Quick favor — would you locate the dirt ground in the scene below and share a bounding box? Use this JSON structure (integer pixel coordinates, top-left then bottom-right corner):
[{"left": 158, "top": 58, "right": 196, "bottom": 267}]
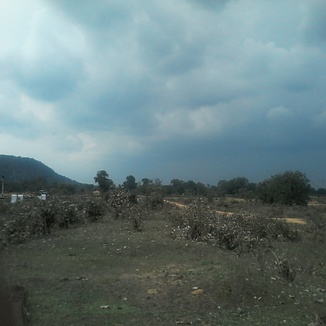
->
[{"left": 1, "top": 197, "right": 325, "bottom": 325}]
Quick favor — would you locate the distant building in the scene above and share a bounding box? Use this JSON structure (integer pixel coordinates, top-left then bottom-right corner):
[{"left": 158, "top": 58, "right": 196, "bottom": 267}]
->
[
  {"left": 37, "top": 190, "right": 49, "bottom": 200},
  {"left": 11, "top": 194, "right": 24, "bottom": 203}
]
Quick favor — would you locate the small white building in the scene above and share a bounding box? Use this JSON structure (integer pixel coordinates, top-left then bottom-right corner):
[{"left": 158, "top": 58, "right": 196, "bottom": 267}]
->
[
  {"left": 11, "top": 194, "right": 24, "bottom": 203},
  {"left": 37, "top": 190, "right": 49, "bottom": 200},
  {"left": 11, "top": 194, "right": 17, "bottom": 204}
]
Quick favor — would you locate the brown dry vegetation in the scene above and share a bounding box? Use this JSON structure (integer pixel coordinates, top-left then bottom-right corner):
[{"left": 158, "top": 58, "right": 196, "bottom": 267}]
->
[{"left": 0, "top": 194, "right": 325, "bottom": 325}]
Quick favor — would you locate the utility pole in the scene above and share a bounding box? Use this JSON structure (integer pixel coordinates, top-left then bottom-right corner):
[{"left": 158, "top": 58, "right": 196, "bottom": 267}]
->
[{"left": 1, "top": 176, "right": 4, "bottom": 198}]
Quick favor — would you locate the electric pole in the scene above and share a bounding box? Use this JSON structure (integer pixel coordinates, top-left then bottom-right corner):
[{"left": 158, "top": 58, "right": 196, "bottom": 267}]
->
[{"left": 1, "top": 176, "right": 4, "bottom": 197}]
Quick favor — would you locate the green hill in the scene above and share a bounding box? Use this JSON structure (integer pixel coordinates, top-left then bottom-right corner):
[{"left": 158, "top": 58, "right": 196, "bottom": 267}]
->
[{"left": 0, "top": 154, "right": 78, "bottom": 185}]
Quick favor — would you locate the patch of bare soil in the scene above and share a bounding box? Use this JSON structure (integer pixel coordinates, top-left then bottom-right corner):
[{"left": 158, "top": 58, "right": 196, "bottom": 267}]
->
[
  {"left": 280, "top": 217, "right": 306, "bottom": 225},
  {"left": 164, "top": 200, "right": 187, "bottom": 209}
]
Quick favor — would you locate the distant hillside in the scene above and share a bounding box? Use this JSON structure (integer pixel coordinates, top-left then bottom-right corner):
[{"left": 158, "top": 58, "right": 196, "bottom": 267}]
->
[{"left": 0, "top": 155, "right": 79, "bottom": 185}]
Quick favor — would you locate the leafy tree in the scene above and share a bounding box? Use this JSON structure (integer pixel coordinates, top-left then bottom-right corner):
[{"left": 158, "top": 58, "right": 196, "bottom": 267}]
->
[
  {"left": 170, "top": 179, "right": 185, "bottom": 195},
  {"left": 315, "top": 188, "right": 326, "bottom": 195},
  {"left": 137, "top": 178, "right": 153, "bottom": 195},
  {"left": 216, "top": 177, "right": 250, "bottom": 196},
  {"left": 94, "top": 170, "right": 114, "bottom": 193},
  {"left": 154, "top": 178, "right": 162, "bottom": 187},
  {"left": 196, "top": 182, "right": 208, "bottom": 196},
  {"left": 258, "top": 171, "right": 311, "bottom": 205},
  {"left": 141, "top": 178, "right": 152, "bottom": 186},
  {"left": 216, "top": 180, "right": 229, "bottom": 196},
  {"left": 123, "top": 175, "right": 137, "bottom": 191},
  {"left": 185, "top": 180, "right": 197, "bottom": 194}
]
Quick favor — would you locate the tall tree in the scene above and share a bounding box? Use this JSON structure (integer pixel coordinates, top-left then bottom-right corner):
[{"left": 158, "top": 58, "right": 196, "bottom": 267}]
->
[
  {"left": 123, "top": 175, "right": 137, "bottom": 191},
  {"left": 94, "top": 170, "right": 114, "bottom": 193},
  {"left": 138, "top": 178, "right": 153, "bottom": 195}
]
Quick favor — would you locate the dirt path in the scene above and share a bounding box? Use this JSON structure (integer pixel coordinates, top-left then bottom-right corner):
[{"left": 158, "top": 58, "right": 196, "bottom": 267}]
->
[
  {"left": 279, "top": 217, "right": 306, "bottom": 225},
  {"left": 164, "top": 200, "right": 234, "bottom": 215}
]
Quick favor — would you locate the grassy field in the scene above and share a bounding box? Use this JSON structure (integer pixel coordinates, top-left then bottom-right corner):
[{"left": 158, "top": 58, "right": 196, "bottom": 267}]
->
[{"left": 0, "top": 196, "right": 326, "bottom": 325}]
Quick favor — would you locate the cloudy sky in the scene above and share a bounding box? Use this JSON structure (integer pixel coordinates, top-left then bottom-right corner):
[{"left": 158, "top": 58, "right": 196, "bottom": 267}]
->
[{"left": 1, "top": 0, "right": 326, "bottom": 187}]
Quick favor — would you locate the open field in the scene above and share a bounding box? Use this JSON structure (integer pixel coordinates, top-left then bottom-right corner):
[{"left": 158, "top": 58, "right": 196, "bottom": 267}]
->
[{"left": 0, "top": 196, "right": 325, "bottom": 325}]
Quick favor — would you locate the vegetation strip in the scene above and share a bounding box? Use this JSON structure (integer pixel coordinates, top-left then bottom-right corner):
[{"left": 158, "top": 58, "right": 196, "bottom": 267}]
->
[
  {"left": 165, "top": 199, "right": 307, "bottom": 224},
  {"left": 0, "top": 169, "right": 325, "bottom": 325}
]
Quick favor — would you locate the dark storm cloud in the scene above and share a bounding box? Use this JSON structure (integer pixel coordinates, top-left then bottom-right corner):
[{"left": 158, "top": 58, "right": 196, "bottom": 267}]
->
[
  {"left": 16, "top": 63, "right": 83, "bottom": 101},
  {"left": 1, "top": 0, "right": 326, "bottom": 186},
  {"left": 301, "top": 0, "right": 326, "bottom": 46}
]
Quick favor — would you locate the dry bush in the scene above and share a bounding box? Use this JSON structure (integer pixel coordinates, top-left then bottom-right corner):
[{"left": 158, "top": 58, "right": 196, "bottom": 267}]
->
[
  {"left": 56, "top": 201, "right": 82, "bottom": 229},
  {"left": 0, "top": 191, "right": 147, "bottom": 246},
  {"left": 304, "top": 213, "right": 326, "bottom": 243},
  {"left": 168, "top": 198, "right": 301, "bottom": 253},
  {"left": 1, "top": 201, "right": 52, "bottom": 244},
  {"left": 0, "top": 196, "right": 108, "bottom": 245},
  {"left": 126, "top": 205, "right": 145, "bottom": 232},
  {"left": 109, "top": 190, "right": 147, "bottom": 231},
  {"left": 83, "top": 197, "right": 107, "bottom": 222},
  {"left": 145, "top": 192, "right": 164, "bottom": 210},
  {"left": 107, "top": 189, "right": 132, "bottom": 218}
]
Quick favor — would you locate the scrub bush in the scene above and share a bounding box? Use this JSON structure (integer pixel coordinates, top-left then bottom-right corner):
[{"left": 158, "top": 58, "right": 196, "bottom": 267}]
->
[{"left": 169, "top": 198, "right": 301, "bottom": 253}]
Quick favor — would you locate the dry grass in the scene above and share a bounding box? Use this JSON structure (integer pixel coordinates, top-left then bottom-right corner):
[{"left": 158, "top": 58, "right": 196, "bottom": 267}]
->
[
  {"left": 166, "top": 197, "right": 307, "bottom": 224},
  {"left": 0, "top": 196, "right": 325, "bottom": 325}
]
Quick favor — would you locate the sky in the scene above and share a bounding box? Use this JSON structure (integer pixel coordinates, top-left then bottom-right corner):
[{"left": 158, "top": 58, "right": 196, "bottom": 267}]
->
[{"left": 1, "top": 0, "right": 326, "bottom": 187}]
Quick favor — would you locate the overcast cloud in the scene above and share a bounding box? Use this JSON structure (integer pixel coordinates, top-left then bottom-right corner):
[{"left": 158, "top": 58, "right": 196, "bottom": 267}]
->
[{"left": 1, "top": 0, "right": 326, "bottom": 187}]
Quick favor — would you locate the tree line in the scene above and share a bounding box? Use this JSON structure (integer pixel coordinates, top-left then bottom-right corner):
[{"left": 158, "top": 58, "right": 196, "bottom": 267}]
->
[
  {"left": 94, "top": 170, "right": 322, "bottom": 206},
  {"left": 3, "top": 169, "right": 324, "bottom": 206}
]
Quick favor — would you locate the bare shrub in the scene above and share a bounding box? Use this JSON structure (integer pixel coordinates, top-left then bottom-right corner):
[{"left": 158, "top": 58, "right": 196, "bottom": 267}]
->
[
  {"left": 304, "top": 213, "right": 326, "bottom": 243},
  {"left": 169, "top": 199, "right": 301, "bottom": 253},
  {"left": 83, "top": 197, "right": 106, "bottom": 222},
  {"left": 108, "top": 189, "right": 131, "bottom": 218},
  {"left": 107, "top": 189, "right": 145, "bottom": 231},
  {"left": 127, "top": 205, "right": 145, "bottom": 232},
  {"left": 145, "top": 192, "right": 164, "bottom": 210},
  {"left": 1, "top": 196, "right": 106, "bottom": 245},
  {"left": 1, "top": 200, "right": 55, "bottom": 243},
  {"left": 57, "top": 202, "right": 80, "bottom": 229}
]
